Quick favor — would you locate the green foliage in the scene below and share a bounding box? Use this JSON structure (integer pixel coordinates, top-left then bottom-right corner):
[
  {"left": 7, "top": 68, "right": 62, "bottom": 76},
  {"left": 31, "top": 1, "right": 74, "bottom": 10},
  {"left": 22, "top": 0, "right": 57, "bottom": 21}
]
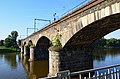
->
[
  {"left": 0, "top": 46, "right": 18, "bottom": 52},
  {"left": 92, "top": 38, "right": 106, "bottom": 48},
  {"left": 4, "top": 31, "right": 19, "bottom": 48},
  {"left": 92, "top": 38, "right": 120, "bottom": 49},
  {"left": 50, "top": 33, "right": 62, "bottom": 47},
  {"left": 11, "top": 31, "right": 18, "bottom": 41},
  {"left": 4, "top": 37, "right": 13, "bottom": 47},
  {"left": 28, "top": 41, "right": 33, "bottom": 47},
  {"left": 0, "top": 40, "right": 4, "bottom": 46},
  {"left": 106, "top": 38, "right": 120, "bottom": 48}
]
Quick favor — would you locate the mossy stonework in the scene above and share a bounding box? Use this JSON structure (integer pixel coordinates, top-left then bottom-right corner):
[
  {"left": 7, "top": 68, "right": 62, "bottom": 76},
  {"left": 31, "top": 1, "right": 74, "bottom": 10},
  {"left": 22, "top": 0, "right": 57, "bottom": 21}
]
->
[{"left": 49, "top": 46, "right": 62, "bottom": 52}]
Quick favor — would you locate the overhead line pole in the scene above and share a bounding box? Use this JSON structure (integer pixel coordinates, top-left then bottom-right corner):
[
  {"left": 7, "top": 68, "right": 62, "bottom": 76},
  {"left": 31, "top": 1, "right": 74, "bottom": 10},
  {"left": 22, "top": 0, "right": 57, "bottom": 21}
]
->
[
  {"left": 27, "top": 28, "right": 38, "bottom": 36},
  {"left": 34, "top": 18, "right": 51, "bottom": 32}
]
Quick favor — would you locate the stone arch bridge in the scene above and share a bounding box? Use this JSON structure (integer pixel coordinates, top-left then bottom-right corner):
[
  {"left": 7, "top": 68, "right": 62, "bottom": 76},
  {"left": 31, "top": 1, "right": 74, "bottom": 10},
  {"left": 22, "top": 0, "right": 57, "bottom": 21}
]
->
[{"left": 20, "top": 0, "right": 120, "bottom": 77}]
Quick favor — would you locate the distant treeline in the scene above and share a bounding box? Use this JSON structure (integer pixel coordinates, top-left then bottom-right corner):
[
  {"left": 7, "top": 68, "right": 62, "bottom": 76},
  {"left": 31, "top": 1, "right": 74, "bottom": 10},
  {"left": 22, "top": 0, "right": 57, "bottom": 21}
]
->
[{"left": 92, "top": 38, "right": 120, "bottom": 48}]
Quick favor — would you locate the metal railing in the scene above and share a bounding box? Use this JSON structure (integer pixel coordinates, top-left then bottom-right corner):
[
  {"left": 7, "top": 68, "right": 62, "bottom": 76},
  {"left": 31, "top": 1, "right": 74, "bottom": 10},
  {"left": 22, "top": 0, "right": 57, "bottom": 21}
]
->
[{"left": 40, "top": 64, "right": 120, "bottom": 79}]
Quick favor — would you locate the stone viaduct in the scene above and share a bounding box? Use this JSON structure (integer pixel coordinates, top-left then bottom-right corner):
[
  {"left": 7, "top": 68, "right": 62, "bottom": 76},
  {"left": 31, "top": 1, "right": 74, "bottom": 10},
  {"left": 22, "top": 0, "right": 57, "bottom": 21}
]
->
[{"left": 20, "top": 0, "right": 120, "bottom": 77}]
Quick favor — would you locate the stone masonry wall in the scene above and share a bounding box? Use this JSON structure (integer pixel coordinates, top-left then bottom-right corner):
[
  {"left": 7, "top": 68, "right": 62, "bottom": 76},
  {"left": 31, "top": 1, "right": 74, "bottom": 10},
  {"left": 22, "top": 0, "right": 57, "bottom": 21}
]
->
[
  {"left": 48, "top": 47, "right": 93, "bottom": 77},
  {"left": 59, "top": 49, "right": 93, "bottom": 72}
]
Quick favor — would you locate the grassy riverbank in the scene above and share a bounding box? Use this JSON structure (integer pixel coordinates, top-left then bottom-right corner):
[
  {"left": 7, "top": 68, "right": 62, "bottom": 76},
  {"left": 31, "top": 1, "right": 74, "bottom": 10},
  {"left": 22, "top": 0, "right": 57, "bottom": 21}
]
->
[{"left": 0, "top": 46, "right": 19, "bottom": 53}]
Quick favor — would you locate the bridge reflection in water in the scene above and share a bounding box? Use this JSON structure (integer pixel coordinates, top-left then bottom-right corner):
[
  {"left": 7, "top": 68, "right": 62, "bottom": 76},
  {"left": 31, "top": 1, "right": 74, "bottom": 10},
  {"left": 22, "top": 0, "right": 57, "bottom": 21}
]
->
[
  {"left": 20, "top": 52, "right": 93, "bottom": 79},
  {"left": 19, "top": 48, "right": 120, "bottom": 79},
  {"left": 20, "top": 56, "right": 49, "bottom": 79}
]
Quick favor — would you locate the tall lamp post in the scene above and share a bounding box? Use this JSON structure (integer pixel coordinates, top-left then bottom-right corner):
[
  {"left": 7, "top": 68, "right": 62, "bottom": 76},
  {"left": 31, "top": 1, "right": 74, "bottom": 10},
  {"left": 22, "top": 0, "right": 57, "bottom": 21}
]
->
[{"left": 34, "top": 18, "right": 51, "bottom": 32}]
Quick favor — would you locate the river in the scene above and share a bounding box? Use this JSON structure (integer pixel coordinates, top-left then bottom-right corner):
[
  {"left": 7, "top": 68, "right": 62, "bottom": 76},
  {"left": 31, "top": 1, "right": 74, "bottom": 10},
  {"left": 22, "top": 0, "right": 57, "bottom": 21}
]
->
[{"left": 0, "top": 48, "right": 120, "bottom": 79}]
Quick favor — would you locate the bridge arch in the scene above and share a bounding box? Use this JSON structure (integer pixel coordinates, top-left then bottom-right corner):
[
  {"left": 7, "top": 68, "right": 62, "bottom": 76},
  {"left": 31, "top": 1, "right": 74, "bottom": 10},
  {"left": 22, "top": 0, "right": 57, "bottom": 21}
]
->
[
  {"left": 35, "top": 36, "right": 50, "bottom": 60},
  {"left": 25, "top": 40, "right": 33, "bottom": 56},
  {"left": 23, "top": 42, "right": 26, "bottom": 46},
  {"left": 28, "top": 40, "right": 33, "bottom": 46},
  {"left": 63, "top": 13, "right": 120, "bottom": 50}
]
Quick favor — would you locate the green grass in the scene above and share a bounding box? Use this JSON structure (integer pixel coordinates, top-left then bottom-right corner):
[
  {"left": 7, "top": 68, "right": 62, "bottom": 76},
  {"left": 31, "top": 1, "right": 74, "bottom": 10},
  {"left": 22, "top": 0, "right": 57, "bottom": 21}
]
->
[{"left": 0, "top": 46, "right": 19, "bottom": 53}]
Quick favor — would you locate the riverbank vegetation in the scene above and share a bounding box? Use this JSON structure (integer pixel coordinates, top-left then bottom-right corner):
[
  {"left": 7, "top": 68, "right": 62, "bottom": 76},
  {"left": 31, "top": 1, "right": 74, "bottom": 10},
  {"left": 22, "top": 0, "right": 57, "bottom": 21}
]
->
[
  {"left": 0, "top": 46, "right": 18, "bottom": 52},
  {"left": 0, "top": 31, "right": 19, "bottom": 53},
  {"left": 92, "top": 38, "right": 120, "bottom": 49}
]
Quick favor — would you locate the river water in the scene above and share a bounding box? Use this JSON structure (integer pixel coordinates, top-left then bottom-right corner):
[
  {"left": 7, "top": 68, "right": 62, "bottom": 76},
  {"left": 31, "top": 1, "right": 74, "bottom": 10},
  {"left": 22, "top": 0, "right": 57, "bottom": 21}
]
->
[{"left": 0, "top": 48, "right": 120, "bottom": 79}]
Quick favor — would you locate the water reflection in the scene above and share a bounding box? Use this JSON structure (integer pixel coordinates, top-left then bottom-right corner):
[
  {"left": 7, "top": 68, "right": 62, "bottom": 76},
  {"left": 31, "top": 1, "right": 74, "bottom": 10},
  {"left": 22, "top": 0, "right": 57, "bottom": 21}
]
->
[
  {"left": 4, "top": 53, "right": 18, "bottom": 69},
  {"left": 0, "top": 48, "right": 120, "bottom": 79},
  {"left": 93, "top": 48, "right": 120, "bottom": 61},
  {"left": 21, "top": 56, "right": 49, "bottom": 79},
  {"left": 0, "top": 53, "right": 18, "bottom": 69},
  {"left": 93, "top": 48, "right": 120, "bottom": 68},
  {"left": 0, "top": 52, "right": 27, "bottom": 79}
]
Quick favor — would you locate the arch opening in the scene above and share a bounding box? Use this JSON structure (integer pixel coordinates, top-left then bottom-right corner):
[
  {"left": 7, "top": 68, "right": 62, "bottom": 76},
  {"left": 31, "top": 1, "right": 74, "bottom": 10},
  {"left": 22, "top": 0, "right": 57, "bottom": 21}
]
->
[
  {"left": 35, "top": 36, "right": 50, "bottom": 60},
  {"left": 28, "top": 40, "right": 33, "bottom": 47},
  {"left": 23, "top": 42, "right": 26, "bottom": 46},
  {"left": 26, "top": 40, "right": 33, "bottom": 56}
]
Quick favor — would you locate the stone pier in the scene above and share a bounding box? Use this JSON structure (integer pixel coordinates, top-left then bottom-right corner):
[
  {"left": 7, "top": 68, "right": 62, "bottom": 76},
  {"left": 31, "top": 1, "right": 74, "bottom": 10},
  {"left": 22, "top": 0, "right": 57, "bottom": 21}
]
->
[
  {"left": 48, "top": 46, "right": 62, "bottom": 77},
  {"left": 29, "top": 46, "right": 35, "bottom": 61},
  {"left": 20, "top": 46, "right": 24, "bottom": 57},
  {"left": 48, "top": 46, "right": 93, "bottom": 77},
  {"left": 20, "top": 46, "right": 24, "bottom": 54},
  {"left": 24, "top": 46, "right": 27, "bottom": 56}
]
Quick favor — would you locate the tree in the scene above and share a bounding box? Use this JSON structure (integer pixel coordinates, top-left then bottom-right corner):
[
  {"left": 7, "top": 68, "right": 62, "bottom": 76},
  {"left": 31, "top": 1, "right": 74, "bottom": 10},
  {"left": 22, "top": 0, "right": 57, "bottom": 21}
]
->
[
  {"left": 11, "top": 31, "right": 18, "bottom": 48},
  {"left": 91, "top": 38, "right": 106, "bottom": 49},
  {"left": 117, "top": 39, "right": 120, "bottom": 47},
  {"left": 11, "top": 31, "right": 18, "bottom": 41},
  {"left": 4, "top": 31, "right": 18, "bottom": 48},
  {"left": 0, "top": 40, "right": 4, "bottom": 46},
  {"left": 106, "top": 38, "right": 119, "bottom": 47},
  {"left": 4, "top": 37, "right": 12, "bottom": 47}
]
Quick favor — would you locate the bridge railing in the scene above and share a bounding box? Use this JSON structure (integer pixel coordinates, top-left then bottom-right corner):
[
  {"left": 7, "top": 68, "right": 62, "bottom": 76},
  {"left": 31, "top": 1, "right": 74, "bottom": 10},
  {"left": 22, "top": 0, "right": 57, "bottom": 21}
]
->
[{"left": 40, "top": 64, "right": 120, "bottom": 79}]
